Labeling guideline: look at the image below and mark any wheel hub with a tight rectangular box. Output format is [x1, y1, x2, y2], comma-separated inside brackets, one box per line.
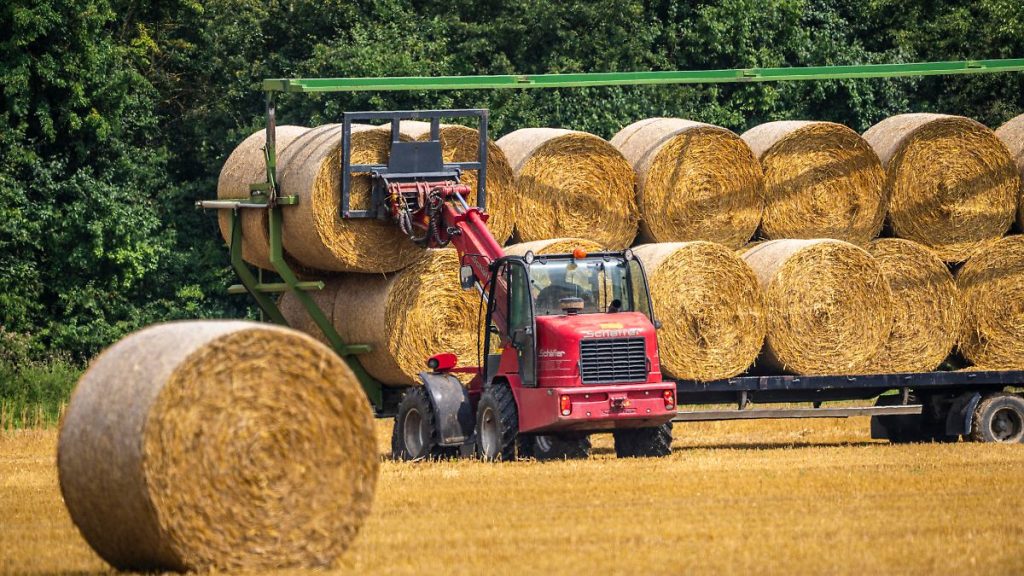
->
[479, 406, 498, 457]
[404, 407, 426, 457]
[991, 407, 1023, 442]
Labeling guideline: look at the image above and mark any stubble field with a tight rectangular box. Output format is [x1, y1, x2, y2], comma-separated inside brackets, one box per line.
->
[2, 416, 1023, 575]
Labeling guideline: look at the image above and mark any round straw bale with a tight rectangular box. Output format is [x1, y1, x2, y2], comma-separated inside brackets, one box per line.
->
[741, 121, 886, 244]
[863, 113, 1018, 261]
[735, 240, 767, 256]
[401, 121, 516, 244]
[279, 280, 345, 346]
[742, 239, 893, 374]
[611, 118, 764, 248]
[503, 238, 605, 257]
[57, 321, 377, 572]
[995, 113, 1024, 230]
[334, 248, 480, 385]
[217, 126, 310, 270]
[497, 128, 638, 249]
[634, 242, 765, 380]
[278, 123, 423, 273]
[865, 239, 962, 373]
[957, 235, 1024, 369]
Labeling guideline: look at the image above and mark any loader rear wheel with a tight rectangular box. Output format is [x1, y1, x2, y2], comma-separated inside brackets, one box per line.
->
[970, 393, 1024, 443]
[523, 434, 592, 461]
[613, 422, 673, 458]
[392, 387, 453, 460]
[476, 383, 519, 461]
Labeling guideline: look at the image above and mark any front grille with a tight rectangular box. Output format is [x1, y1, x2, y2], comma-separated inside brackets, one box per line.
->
[579, 337, 648, 385]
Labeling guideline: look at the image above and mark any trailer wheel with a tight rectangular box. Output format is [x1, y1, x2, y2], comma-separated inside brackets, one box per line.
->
[871, 393, 956, 443]
[476, 383, 519, 461]
[969, 393, 1024, 443]
[391, 387, 453, 460]
[523, 434, 592, 461]
[613, 422, 673, 458]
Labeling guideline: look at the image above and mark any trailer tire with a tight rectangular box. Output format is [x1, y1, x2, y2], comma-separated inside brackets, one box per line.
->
[391, 387, 454, 460]
[613, 422, 673, 458]
[969, 393, 1024, 443]
[476, 383, 520, 461]
[523, 434, 592, 461]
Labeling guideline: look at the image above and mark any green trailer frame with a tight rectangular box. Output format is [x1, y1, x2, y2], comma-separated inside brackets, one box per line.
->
[198, 58, 1024, 415]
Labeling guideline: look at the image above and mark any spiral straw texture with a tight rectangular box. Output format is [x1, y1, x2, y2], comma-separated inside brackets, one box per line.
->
[995, 112, 1024, 230]
[56, 321, 378, 572]
[401, 121, 517, 244]
[634, 242, 765, 380]
[333, 248, 480, 385]
[957, 235, 1024, 369]
[863, 113, 1019, 262]
[278, 123, 423, 272]
[742, 121, 886, 244]
[216, 125, 310, 270]
[497, 128, 638, 248]
[866, 239, 962, 373]
[742, 239, 893, 374]
[611, 118, 764, 248]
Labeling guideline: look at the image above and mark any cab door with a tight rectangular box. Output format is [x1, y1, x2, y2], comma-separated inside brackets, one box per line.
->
[507, 260, 537, 387]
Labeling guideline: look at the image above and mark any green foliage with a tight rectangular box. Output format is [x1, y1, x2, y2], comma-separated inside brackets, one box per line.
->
[0, 330, 80, 428]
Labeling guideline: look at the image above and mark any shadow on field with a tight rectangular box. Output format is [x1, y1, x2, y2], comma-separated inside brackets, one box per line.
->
[591, 440, 883, 456]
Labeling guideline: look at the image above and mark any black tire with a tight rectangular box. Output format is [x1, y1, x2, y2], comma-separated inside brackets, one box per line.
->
[613, 422, 673, 458]
[391, 387, 454, 460]
[524, 434, 592, 461]
[969, 393, 1024, 443]
[475, 383, 520, 461]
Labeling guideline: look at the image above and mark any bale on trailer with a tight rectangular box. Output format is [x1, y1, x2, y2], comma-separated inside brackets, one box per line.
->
[497, 128, 638, 249]
[279, 280, 345, 346]
[57, 321, 378, 573]
[958, 235, 1024, 369]
[334, 248, 480, 385]
[741, 121, 886, 244]
[216, 125, 310, 270]
[401, 121, 517, 244]
[503, 238, 605, 257]
[994, 113, 1024, 230]
[863, 113, 1018, 262]
[742, 239, 893, 375]
[866, 239, 962, 373]
[278, 123, 423, 273]
[634, 242, 765, 381]
[610, 118, 764, 249]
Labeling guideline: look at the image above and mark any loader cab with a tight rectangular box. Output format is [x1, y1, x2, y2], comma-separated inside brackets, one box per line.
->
[481, 249, 656, 389]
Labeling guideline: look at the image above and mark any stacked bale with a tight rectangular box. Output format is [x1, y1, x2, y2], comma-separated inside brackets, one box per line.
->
[497, 128, 638, 249]
[610, 118, 764, 249]
[957, 235, 1024, 369]
[216, 126, 310, 270]
[401, 121, 516, 243]
[634, 242, 765, 381]
[863, 113, 1019, 261]
[278, 123, 423, 273]
[57, 321, 377, 572]
[995, 113, 1024, 230]
[742, 239, 893, 374]
[741, 121, 886, 244]
[866, 239, 962, 373]
[279, 281, 345, 346]
[333, 248, 480, 385]
[504, 238, 604, 257]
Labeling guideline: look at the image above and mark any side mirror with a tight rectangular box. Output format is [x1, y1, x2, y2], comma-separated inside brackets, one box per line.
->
[459, 265, 475, 290]
[653, 319, 663, 330]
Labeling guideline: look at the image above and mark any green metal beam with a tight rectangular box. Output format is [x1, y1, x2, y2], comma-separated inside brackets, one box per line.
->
[263, 58, 1024, 93]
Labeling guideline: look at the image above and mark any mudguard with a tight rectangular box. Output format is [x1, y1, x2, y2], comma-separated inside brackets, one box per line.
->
[945, 392, 982, 437]
[418, 371, 474, 446]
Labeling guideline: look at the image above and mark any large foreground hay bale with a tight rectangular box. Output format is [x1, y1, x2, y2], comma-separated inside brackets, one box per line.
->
[334, 249, 479, 385]
[995, 113, 1024, 230]
[866, 239, 962, 373]
[497, 128, 638, 248]
[279, 280, 345, 345]
[279, 123, 423, 272]
[741, 121, 886, 243]
[611, 118, 764, 248]
[863, 113, 1018, 261]
[57, 321, 377, 572]
[634, 242, 765, 380]
[957, 235, 1024, 369]
[401, 121, 516, 243]
[217, 126, 310, 270]
[742, 239, 893, 374]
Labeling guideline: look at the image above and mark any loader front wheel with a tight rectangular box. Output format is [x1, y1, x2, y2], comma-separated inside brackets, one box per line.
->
[613, 422, 673, 458]
[392, 387, 453, 460]
[476, 383, 519, 461]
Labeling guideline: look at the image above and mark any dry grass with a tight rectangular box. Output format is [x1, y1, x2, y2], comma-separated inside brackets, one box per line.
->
[5, 415, 1024, 575]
